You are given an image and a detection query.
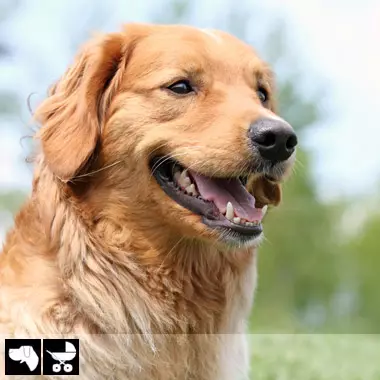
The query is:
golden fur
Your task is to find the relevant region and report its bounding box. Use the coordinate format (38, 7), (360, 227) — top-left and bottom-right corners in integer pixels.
(0, 24), (293, 379)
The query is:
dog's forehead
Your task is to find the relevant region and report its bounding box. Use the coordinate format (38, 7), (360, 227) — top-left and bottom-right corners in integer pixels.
(199, 28), (224, 44)
(129, 25), (265, 76)
(142, 26), (252, 54)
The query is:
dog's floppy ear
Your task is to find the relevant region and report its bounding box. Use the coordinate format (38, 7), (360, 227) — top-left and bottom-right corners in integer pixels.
(247, 176), (282, 208)
(35, 26), (146, 181)
(23, 346), (31, 358)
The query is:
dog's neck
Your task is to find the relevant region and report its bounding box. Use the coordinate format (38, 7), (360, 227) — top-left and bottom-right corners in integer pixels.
(25, 160), (256, 337)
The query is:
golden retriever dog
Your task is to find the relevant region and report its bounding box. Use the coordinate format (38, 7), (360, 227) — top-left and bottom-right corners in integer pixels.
(0, 23), (297, 379)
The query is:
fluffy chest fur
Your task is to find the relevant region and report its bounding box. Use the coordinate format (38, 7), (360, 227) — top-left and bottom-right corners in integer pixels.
(0, 167), (257, 380)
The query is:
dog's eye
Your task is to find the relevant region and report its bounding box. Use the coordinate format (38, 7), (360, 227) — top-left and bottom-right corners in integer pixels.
(167, 80), (194, 95)
(257, 87), (268, 104)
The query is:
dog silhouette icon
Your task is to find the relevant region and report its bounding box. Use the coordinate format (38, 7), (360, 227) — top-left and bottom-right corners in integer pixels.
(8, 345), (39, 372)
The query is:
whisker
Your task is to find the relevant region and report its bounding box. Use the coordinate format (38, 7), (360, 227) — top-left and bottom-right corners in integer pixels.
(149, 145), (227, 177)
(150, 152), (195, 178)
(71, 160), (123, 181)
(157, 236), (186, 272)
(146, 142), (171, 157)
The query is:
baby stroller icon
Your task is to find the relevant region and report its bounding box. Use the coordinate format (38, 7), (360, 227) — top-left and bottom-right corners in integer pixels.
(46, 341), (77, 373)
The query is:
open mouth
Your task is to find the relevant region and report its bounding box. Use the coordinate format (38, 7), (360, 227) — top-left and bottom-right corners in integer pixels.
(150, 157), (268, 242)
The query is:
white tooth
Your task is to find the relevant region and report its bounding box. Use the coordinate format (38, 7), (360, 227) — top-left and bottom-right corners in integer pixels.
(262, 205), (268, 217)
(226, 202), (234, 220)
(178, 170), (191, 188)
(174, 171), (181, 183)
(185, 184), (198, 196)
(233, 217), (241, 224)
(180, 169), (188, 179)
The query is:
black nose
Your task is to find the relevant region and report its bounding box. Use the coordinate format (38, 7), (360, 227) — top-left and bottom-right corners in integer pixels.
(248, 117), (298, 162)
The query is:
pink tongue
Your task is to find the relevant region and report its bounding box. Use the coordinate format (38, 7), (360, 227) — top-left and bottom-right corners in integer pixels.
(189, 171), (263, 221)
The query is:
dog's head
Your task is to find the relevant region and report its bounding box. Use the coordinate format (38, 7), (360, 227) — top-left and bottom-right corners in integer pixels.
(8, 346), (32, 361)
(8, 346), (38, 372)
(36, 24), (297, 248)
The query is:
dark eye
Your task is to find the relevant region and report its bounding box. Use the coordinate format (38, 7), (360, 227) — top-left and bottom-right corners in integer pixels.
(167, 80), (194, 95)
(257, 87), (268, 104)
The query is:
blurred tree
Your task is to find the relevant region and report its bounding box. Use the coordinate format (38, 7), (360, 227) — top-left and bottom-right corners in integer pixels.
(0, 92), (19, 115)
(0, 190), (27, 214)
(342, 204), (380, 333)
(65, 0), (112, 55)
(0, 0), (21, 116)
(0, 0), (26, 232)
(152, 0), (191, 23)
(0, 0), (20, 23)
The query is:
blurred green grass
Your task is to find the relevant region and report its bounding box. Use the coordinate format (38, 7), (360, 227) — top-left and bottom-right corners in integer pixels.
(249, 334), (380, 380)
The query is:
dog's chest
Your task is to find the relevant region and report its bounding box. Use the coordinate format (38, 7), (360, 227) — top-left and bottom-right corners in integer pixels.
(80, 309), (251, 380)
(0, 247), (256, 380)
(79, 256), (256, 380)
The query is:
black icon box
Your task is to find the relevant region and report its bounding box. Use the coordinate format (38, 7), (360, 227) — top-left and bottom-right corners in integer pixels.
(5, 339), (42, 375)
(43, 339), (80, 375)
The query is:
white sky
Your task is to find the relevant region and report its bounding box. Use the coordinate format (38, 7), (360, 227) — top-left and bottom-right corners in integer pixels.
(0, 0), (379, 201)
(270, 0), (380, 200)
